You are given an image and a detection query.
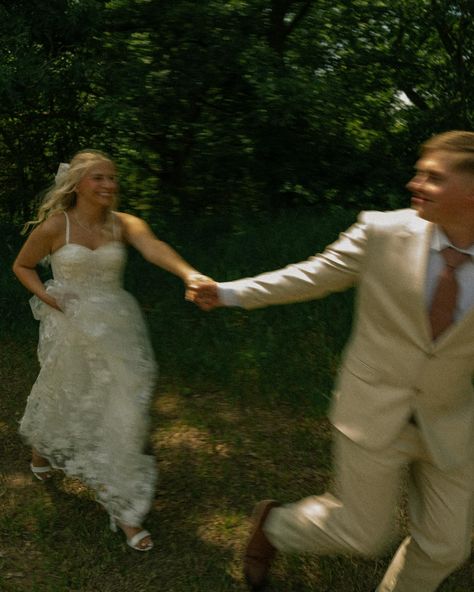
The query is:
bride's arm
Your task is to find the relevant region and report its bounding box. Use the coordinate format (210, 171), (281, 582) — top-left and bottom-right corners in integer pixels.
(13, 219), (62, 311)
(118, 212), (210, 287)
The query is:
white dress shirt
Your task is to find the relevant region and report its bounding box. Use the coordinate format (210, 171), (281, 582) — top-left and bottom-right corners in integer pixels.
(426, 226), (474, 321)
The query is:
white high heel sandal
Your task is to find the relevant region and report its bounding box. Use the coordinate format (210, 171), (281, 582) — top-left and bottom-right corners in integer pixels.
(110, 517), (153, 552)
(30, 463), (53, 481)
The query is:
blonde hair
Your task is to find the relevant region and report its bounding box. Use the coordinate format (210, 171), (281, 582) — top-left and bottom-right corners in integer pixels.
(24, 149), (118, 233)
(421, 130), (474, 175)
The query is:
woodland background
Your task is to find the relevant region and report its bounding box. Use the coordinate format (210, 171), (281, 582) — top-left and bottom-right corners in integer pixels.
(1, 3), (474, 591)
(1, 0), (473, 226)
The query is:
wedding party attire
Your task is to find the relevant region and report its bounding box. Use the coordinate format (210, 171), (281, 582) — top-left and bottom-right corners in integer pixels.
(219, 208), (474, 592)
(20, 211), (157, 527)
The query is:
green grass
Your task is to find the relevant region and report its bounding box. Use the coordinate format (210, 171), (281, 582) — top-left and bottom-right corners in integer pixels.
(1, 207), (472, 591)
(1, 339), (472, 591)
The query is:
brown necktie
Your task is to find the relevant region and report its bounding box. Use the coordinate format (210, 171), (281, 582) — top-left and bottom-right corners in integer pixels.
(429, 247), (471, 339)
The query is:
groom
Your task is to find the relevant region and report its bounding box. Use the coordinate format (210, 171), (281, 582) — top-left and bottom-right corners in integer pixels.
(189, 130), (474, 592)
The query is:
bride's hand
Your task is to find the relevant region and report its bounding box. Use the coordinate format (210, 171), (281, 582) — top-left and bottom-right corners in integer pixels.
(184, 272), (214, 303)
(42, 293), (63, 312)
(46, 288), (79, 312)
(187, 279), (221, 311)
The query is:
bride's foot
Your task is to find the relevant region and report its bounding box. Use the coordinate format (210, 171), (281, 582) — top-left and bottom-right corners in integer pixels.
(30, 450), (53, 481)
(110, 518), (153, 551)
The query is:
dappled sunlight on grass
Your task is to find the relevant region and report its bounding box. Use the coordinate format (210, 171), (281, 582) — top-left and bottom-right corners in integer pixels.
(2, 342), (473, 591)
(153, 392), (180, 416)
(196, 510), (247, 549)
(60, 476), (93, 497)
(156, 422), (235, 459)
(2, 471), (32, 490)
(158, 424), (213, 451)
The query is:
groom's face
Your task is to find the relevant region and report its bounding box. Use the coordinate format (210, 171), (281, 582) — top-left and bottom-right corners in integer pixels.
(407, 150), (474, 228)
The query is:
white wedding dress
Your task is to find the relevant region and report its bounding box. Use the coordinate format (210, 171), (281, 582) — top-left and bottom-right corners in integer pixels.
(20, 212), (158, 526)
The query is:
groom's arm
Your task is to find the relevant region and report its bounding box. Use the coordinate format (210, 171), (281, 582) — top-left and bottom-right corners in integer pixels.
(193, 212), (371, 311)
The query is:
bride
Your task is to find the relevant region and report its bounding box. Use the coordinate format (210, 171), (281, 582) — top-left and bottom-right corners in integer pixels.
(13, 149), (208, 551)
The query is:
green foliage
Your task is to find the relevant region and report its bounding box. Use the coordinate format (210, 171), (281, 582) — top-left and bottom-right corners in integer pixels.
(0, 0), (106, 220)
(1, 0), (473, 222)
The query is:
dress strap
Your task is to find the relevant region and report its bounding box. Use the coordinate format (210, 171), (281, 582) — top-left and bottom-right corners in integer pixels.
(63, 210), (70, 244)
(111, 211), (120, 241)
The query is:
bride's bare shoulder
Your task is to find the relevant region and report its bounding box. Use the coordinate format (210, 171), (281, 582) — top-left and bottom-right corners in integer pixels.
(24, 213), (67, 248)
(113, 211), (147, 232)
(37, 212), (67, 237)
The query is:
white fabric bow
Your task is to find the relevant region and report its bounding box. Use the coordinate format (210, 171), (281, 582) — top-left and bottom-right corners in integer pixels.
(55, 162), (70, 183)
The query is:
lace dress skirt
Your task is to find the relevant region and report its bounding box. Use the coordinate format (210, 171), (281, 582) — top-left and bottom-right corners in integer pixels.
(20, 243), (158, 526)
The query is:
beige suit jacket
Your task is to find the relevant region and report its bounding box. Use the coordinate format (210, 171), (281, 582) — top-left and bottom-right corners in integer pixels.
(221, 209), (474, 470)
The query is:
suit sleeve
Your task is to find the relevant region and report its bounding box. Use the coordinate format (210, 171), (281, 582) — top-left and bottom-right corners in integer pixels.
(218, 212), (370, 310)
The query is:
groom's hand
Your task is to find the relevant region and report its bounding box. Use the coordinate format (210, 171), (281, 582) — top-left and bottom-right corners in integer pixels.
(185, 276), (221, 311)
(194, 280), (221, 310)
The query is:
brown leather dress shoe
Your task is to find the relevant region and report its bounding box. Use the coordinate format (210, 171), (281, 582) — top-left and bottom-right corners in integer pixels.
(243, 499), (280, 590)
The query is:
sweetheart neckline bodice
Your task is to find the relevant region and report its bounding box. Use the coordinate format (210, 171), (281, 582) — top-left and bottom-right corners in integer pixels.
(51, 241), (125, 257)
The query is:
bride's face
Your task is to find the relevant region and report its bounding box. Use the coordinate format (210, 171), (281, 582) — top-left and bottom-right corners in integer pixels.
(75, 162), (118, 208)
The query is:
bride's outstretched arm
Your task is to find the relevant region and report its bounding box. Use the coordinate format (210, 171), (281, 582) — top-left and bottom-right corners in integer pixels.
(118, 212), (212, 290)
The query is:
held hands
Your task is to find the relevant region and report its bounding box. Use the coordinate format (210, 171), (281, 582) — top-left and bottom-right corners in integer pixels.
(184, 273), (221, 311)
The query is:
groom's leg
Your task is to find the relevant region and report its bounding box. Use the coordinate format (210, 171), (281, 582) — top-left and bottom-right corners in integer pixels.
(264, 428), (410, 556)
(377, 451), (474, 592)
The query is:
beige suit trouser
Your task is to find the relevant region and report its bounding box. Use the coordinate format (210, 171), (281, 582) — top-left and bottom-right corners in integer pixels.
(264, 424), (474, 592)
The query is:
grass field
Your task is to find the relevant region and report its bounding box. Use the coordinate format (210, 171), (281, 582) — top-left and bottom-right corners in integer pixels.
(1, 338), (472, 591)
(1, 208), (472, 591)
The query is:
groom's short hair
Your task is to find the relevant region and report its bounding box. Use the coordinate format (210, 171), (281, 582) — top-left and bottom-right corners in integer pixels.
(421, 130), (474, 176)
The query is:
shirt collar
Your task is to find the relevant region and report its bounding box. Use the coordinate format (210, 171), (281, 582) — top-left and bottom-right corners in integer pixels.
(432, 226), (474, 257)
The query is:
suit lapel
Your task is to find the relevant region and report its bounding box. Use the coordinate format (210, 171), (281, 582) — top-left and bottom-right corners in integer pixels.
(397, 214), (434, 344)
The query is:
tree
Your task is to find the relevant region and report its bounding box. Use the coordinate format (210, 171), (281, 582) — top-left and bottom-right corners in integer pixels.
(1, 0), (473, 224)
(0, 0), (108, 221)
